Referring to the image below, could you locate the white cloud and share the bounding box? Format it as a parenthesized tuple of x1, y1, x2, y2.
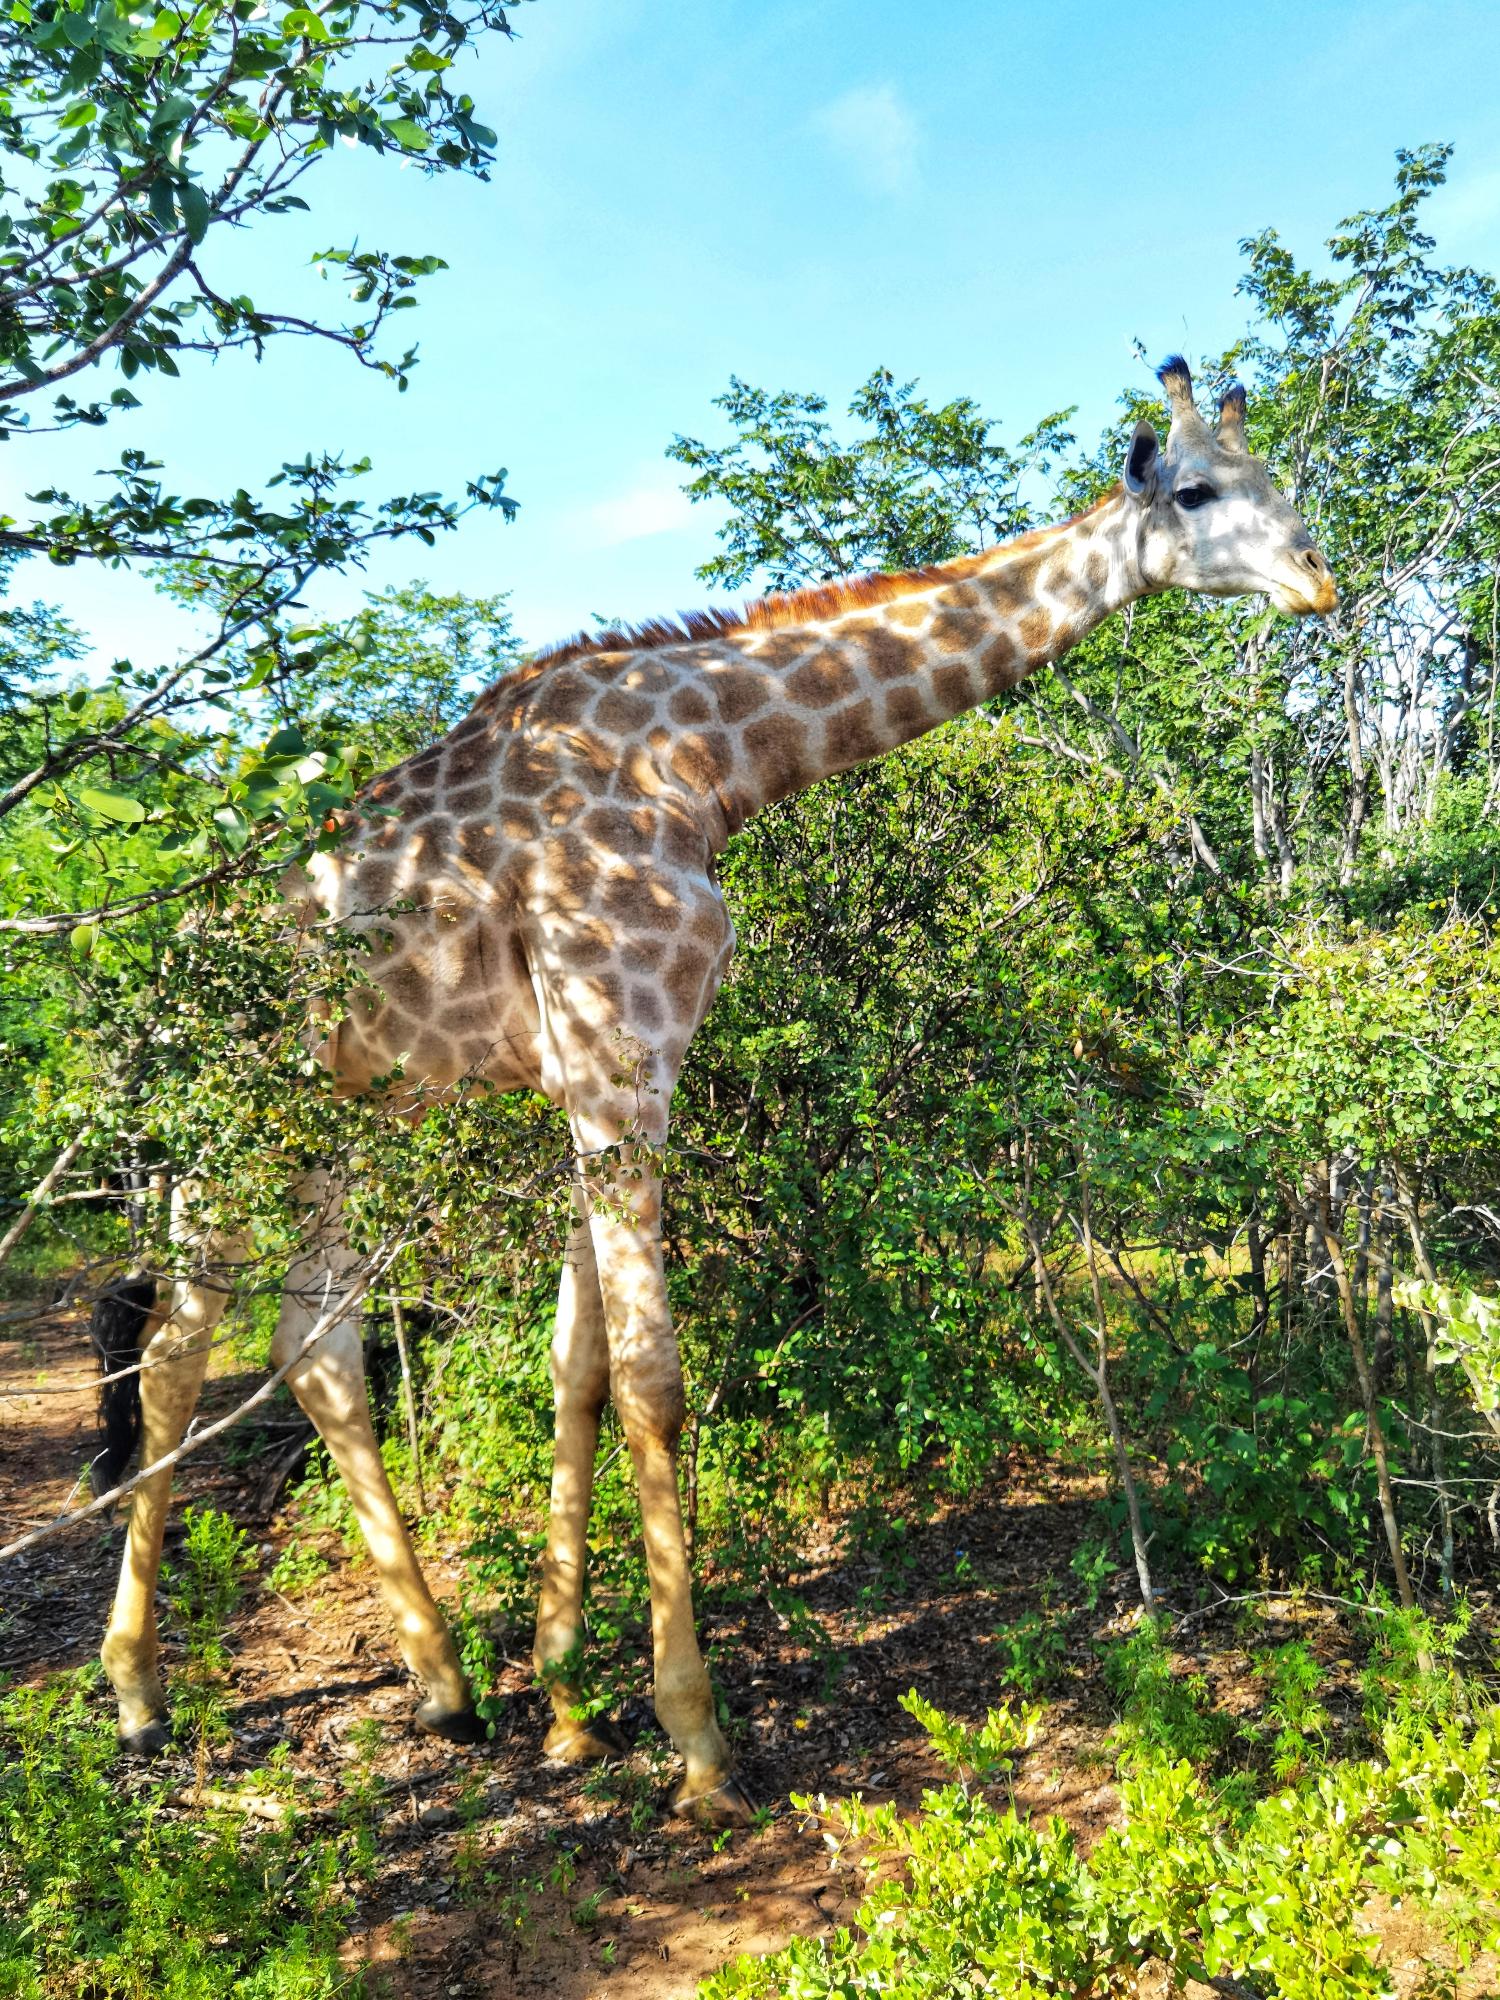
(812, 82, 920, 199)
(574, 478, 696, 549)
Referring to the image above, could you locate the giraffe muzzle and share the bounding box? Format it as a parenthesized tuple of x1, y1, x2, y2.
(1271, 544, 1339, 617)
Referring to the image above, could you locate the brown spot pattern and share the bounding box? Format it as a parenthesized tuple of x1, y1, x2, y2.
(978, 634, 1019, 693)
(742, 713, 809, 799)
(528, 672, 592, 726)
(446, 783, 493, 816)
(631, 987, 666, 1032)
(582, 804, 655, 855)
(668, 686, 714, 725)
(930, 610, 983, 655)
(666, 946, 711, 1021)
(603, 867, 681, 932)
(860, 625, 921, 681)
(541, 784, 587, 828)
(499, 805, 541, 843)
(932, 661, 976, 713)
(993, 554, 1043, 611)
(824, 700, 883, 769)
(502, 742, 559, 797)
(595, 688, 655, 734)
(885, 685, 932, 735)
(621, 937, 667, 972)
(546, 832, 596, 907)
(786, 652, 857, 708)
(669, 731, 730, 795)
(708, 664, 773, 724)
(1019, 609, 1053, 655)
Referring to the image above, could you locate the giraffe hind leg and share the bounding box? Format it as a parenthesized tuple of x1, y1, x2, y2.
(271, 1170, 481, 1742)
(534, 1198, 627, 1764)
(101, 1196, 246, 1753)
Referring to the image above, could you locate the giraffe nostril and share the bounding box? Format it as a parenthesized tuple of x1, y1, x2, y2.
(1299, 547, 1325, 575)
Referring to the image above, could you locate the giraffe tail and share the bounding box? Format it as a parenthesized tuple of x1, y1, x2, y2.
(89, 1273, 155, 1497)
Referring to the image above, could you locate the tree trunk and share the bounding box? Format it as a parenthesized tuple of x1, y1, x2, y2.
(1372, 1199, 1396, 1389)
(1249, 745, 1272, 893)
(1310, 1173, 1415, 1612)
(1246, 1212, 1271, 1405)
(1351, 1171, 1374, 1309)
(1266, 748, 1298, 894)
(1339, 647, 1369, 885)
(1021, 1197, 1155, 1611)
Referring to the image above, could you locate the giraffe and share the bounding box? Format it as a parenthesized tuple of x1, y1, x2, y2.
(96, 358, 1336, 1822)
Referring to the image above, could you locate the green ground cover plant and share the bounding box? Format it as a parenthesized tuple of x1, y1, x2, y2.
(704, 1617, 1500, 2000)
(0, 1675, 359, 1999)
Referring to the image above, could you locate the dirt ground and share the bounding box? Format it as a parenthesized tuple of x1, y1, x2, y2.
(3, 1307, 1496, 2000)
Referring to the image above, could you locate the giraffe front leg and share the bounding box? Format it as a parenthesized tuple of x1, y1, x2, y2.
(575, 1152, 752, 1825)
(102, 1203, 245, 1753)
(533, 1202, 626, 1764)
(273, 1170, 480, 1743)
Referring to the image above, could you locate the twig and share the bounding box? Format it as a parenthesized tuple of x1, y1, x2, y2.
(0, 1131, 95, 1272)
(167, 1786, 291, 1822)
(388, 1286, 427, 1516)
(0, 1240, 406, 1566)
(1173, 1589, 1393, 1628)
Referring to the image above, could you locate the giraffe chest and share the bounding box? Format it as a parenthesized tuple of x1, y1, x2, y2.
(290, 834, 544, 1101)
(287, 781, 734, 1108)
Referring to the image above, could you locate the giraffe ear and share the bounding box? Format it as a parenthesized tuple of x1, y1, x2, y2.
(1218, 383, 1248, 453)
(1123, 420, 1160, 500)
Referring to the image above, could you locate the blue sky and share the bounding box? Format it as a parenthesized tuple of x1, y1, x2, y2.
(13, 0, 1500, 668)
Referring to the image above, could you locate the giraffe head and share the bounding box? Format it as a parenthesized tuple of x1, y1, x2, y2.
(1121, 357, 1337, 616)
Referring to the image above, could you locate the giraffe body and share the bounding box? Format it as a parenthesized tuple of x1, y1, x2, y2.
(292, 490, 1149, 1108)
(99, 360, 1336, 1818)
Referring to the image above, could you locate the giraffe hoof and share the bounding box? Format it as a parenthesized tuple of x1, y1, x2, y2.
(415, 1698, 489, 1746)
(119, 1719, 172, 1759)
(670, 1772, 756, 1827)
(543, 1715, 628, 1764)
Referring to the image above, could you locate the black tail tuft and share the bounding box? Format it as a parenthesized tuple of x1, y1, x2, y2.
(90, 1276, 156, 1498)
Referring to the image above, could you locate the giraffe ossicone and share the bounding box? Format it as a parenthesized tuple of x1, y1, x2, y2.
(97, 358, 1335, 1822)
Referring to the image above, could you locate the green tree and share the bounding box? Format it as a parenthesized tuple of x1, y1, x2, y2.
(669, 368, 1074, 591)
(0, 0, 525, 916)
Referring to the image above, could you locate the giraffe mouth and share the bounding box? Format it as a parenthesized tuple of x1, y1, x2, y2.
(1269, 575, 1340, 617)
(1267, 549, 1339, 618)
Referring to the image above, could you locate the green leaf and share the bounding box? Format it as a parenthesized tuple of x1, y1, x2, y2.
(78, 787, 146, 823)
(178, 181, 210, 244)
(280, 6, 330, 38)
(213, 804, 250, 852)
(147, 176, 176, 232)
(147, 91, 194, 140)
(383, 117, 431, 152)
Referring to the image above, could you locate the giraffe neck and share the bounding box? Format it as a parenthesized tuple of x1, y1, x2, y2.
(694, 485, 1145, 836)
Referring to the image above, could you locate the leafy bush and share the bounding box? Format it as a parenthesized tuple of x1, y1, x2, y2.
(0, 1673, 359, 2000)
(703, 1691, 1500, 2000)
(1101, 1615, 1232, 1772)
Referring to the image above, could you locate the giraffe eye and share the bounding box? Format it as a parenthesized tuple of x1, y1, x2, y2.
(1176, 484, 1215, 511)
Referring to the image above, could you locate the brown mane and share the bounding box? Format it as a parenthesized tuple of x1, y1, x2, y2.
(463, 492, 1124, 721)
(530, 494, 1119, 670)
(532, 557, 993, 669)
